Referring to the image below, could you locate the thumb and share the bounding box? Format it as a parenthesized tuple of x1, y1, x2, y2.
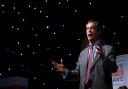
(60, 59, 63, 64)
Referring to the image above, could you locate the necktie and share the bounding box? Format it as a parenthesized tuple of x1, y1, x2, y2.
(85, 45, 93, 84)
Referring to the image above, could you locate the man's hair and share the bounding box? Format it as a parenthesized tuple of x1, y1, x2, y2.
(86, 19, 102, 32)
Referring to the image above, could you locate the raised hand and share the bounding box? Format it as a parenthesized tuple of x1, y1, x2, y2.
(52, 59, 65, 72)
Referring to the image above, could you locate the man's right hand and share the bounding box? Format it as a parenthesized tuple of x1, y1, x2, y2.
(52, 60, 65, 72)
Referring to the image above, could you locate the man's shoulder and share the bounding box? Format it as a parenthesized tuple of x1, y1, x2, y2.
(80, 47, 88, 53)
(103, 44, 113, 49)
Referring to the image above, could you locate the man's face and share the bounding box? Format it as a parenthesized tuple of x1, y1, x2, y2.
(86, 22, 98, 42)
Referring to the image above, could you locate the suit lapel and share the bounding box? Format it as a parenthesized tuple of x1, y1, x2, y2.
(91, 53, 100, 69)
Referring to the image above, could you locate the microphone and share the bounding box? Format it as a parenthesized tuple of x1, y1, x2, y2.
(95, 40, 104, 58)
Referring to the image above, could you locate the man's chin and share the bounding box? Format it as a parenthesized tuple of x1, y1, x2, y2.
(88, 39, 94, 43)
(88, 38, 93, 41)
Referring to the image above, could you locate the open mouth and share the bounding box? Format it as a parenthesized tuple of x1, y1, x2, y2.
(88, 34, 92, 37)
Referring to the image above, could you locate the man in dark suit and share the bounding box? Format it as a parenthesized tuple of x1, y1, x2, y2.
(52, 19, 117, 89)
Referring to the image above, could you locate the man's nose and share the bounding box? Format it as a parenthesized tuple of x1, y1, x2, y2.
(88, 29, 92, 32)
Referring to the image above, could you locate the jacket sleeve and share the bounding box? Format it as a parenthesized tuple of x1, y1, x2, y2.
(62, 53, 81, 80)
(103, 46, 118, 73)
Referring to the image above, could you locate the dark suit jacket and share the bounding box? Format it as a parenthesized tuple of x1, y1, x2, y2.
(63, 45, 117, 89)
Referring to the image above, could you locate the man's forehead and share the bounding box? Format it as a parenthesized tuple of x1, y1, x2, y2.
(86, 22, 96, 27)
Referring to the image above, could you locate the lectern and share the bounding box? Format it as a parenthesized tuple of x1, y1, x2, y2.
(0, 76, 28, 89)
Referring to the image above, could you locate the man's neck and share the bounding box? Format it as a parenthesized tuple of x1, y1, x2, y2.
(89, 40, 100, 46)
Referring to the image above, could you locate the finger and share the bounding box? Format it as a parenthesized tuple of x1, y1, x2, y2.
(60, 59, 63, 64)
(56, 69, 60, 72)
(54, 65, 57, 68)
(52, 61, 57, 64)
(56, 68, 62, 72)
(52, 61, 58, 65)
(96, 47, 100, 50)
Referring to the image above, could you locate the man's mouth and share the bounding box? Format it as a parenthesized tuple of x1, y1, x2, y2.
(88, 34, 92, 37)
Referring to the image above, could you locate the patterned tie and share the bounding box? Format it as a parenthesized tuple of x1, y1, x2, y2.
(85, 45, 93, 84)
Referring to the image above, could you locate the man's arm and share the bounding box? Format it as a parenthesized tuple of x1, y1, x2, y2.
(62, 53, 82, 80)
(103, 46, 118, 73)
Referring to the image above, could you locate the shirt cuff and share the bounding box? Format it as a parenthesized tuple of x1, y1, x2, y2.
(62, 68, 68, 79)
